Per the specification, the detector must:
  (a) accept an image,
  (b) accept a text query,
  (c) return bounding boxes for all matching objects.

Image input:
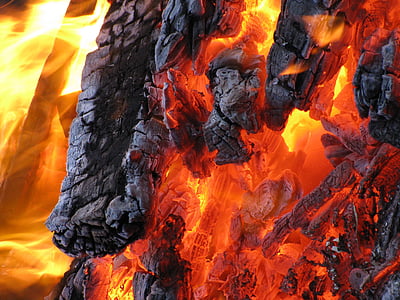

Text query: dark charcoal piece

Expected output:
[354,28,400,148]
[155,0,244,73]
[105,115,175,240]
[134,215,191,300]
[262,160,357,258]
[265,0,365,130]
[46,257,113,300]
[204,48,265,165]
[375,272,400,300]
[46,0,166,257]
[372,188,400,263]
[162,69,213,178]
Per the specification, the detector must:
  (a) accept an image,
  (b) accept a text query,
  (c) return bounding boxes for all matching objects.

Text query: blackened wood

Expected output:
[155,0,245,73]
[162,69,212,178]
[262,160,357,258]
[204,48,265,164]
[46,0,166,257]
[354,28,400,148]
[265,0,366,130]
[46,258,87,300]
[133,215,191,300]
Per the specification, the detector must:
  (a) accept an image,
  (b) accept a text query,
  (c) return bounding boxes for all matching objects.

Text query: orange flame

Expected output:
[0,0,357,299]
[280,61,310,76]
[0,0,109,298]
[303,15,345,48]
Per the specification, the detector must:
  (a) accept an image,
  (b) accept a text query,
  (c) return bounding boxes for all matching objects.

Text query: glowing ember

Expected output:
[4,0,399,299]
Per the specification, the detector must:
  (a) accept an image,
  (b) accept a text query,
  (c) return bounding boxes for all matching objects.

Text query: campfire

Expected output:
[1,0,400,299]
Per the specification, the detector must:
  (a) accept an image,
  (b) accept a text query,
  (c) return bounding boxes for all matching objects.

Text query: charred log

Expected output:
[262,160,357,258]
[354,28,400,148]
[265,0,365,130]
[46,0,166,257]
[155,0,244,73]
[133,215,191,300]
[204,48,265,164]
[162,69,212,177]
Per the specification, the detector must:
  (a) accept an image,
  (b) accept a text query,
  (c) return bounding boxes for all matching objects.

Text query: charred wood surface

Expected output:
[265,0,366,130]
[46,0,166,257]
[155,0,244,73]
[204,48,265,164]
[134,215,191,300]
[162,69,212,177]
[262,114,400,297]
[46,0,400,298]
[354,28,400,148]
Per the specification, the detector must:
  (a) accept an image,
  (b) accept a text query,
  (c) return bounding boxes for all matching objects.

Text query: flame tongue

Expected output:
[3,0,400,299]
[0,0,109,298]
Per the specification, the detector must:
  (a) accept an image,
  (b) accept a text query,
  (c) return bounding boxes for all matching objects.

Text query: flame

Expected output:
[280,61,310,76]
[61,0,110,95]
[0,0,109,298]
[303,15,345,48]
[0,1,67,180]
[282,110,323,152]
[210,0,280,56]
[334,65,349,99]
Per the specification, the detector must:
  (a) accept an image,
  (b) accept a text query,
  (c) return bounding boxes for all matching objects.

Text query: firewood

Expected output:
[354,28,400,148]
[155,0,244,73]
[46,0,167,257]
[204,48,265,164]
[265,0,366,130]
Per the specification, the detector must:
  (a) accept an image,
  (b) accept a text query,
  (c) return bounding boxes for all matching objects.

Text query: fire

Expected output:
[98,0,340,298]
[281,110,323,152]
[0,0,371,298]
[61,0,111,95]
[303,15,345,48]
[0,0,109,298]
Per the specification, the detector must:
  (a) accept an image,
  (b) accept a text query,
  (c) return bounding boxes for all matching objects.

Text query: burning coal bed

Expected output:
[44,0,400,299]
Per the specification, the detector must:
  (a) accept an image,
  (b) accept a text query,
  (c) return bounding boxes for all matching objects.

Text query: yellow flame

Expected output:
[280,61,310,76]
[303,15,345,48]
[61,0,110,95]
[0,232,71,279]
[334,65,349,99]
[0,0,109,297]
[0,1,68,175]
[282,110,323,152]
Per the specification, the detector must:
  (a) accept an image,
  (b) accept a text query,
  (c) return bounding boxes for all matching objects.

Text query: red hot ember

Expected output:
[45,0,400,299]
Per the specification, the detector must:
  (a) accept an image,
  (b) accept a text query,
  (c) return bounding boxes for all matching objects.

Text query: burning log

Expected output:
[155,0,245,72]
[204,48,265,164]
[133,215,191,300]
[354,28,400,148]
[46,0,167,257]
[162,69,212,177]
[265,0,368,130]
[44,0,400,298]
[261,112,400,297]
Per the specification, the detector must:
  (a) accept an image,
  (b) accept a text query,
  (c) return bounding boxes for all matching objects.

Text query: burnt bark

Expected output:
[133,215,191,300]
[162,69,212,178]
[46,0,166,257]
[46,0,400,298]
[354,28,400,148]
[204,48,265,164]
[155,0,244,73]
[265,0,366,130]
